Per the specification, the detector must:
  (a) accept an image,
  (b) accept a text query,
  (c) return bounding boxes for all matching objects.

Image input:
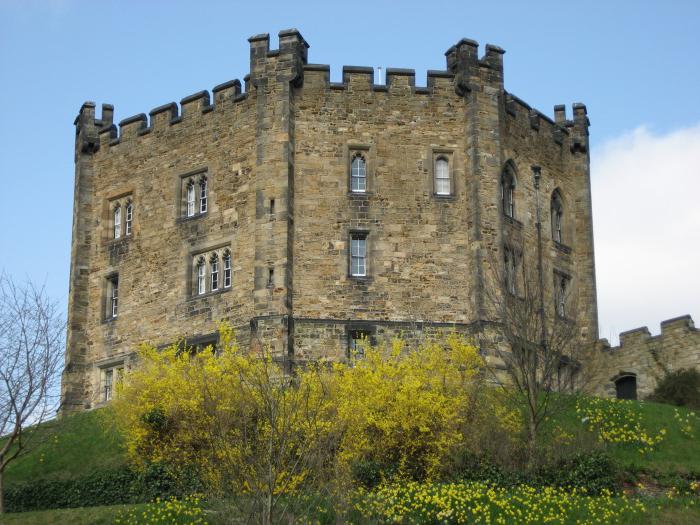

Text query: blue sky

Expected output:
[0,0,698,341]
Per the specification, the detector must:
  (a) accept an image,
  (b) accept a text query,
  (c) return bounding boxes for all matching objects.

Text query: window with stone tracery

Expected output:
[181,170,209,219]
[192,247,232,296]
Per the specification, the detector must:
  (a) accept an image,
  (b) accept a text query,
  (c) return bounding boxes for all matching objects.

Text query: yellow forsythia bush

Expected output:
[327,334,498,481]
[111,323,333,511]
[111,325,522,521]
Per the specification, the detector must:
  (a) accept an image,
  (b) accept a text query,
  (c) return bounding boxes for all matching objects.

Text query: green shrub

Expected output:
[648,368,700,408]
[5,463,202,513]
[532,452,619,494]
[457,451,618,495]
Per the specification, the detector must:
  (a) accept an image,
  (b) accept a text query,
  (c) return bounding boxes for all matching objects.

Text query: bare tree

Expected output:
[483,247,583,465]
[0,274,64,514]
[203,350,337,525]
[481,164,598,467]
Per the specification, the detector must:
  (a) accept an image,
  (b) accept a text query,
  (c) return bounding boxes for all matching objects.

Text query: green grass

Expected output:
[620,497,700,525]
[4,409,126,487]
[605,402,700,474]
[552,397,700,475]
[0,503,146,524]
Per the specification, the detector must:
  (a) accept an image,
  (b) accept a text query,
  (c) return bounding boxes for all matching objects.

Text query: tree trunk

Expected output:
[0,468,5,515]
[262,491,272,525]
[527,418,538,469]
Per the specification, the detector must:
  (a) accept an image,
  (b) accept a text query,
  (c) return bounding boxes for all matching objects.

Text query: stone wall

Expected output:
[588,315,700,399]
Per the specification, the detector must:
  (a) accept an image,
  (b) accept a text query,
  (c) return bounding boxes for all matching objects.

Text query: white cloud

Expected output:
[592,124,700,344]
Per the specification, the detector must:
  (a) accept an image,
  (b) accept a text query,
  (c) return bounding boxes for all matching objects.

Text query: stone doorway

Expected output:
[615,374,638,400]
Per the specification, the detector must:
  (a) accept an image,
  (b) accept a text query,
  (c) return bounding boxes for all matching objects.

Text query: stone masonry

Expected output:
[61,29,599,411]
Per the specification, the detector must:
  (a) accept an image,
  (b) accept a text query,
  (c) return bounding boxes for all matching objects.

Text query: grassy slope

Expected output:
[621,498,700,525]
[5,398,700,487]
[4,409,126,487]
[1,503,145,524]
[3,399,699,522]
[609,402,700,474]
[552,399,700,475]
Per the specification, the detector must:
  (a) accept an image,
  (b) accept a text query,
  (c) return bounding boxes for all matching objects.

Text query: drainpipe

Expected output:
[532,165,547,349]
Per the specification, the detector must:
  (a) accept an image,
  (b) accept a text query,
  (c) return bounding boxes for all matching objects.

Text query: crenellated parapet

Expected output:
[78,76,250,152]
[76,31,584,155]
[301,63,456,94]
[599,316,698,355]
[444,39,504,95]
[74,102,111,156]
[502,92,592,152]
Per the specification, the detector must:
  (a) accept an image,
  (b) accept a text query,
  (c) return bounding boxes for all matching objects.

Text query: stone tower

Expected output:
[61,29,597,412]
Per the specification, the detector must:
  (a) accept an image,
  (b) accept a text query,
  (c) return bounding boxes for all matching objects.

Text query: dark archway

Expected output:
[615,374,638,400]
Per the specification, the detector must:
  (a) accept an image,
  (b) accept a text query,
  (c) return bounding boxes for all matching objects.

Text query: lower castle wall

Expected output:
[587,315,700,399]
[291,318,483,362]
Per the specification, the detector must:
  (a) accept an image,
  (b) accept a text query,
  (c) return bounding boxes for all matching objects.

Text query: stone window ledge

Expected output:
[503,215,523,229]
[554,241,572,254]
[188,286,232,302]
[104,237,132,247]
[433,193,456,201]
[177,212,208,224]
[348,275,373,284]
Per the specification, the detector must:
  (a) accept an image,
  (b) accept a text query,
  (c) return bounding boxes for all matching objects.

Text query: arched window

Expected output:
[186,180,196,217]
[434,157,450,195]
[210,253,219,291]
[615,374,637,400]
[125,200,133,236]
[500,165,516,218]
[113,205,122,239]
[223,249,232,288]
[551,190,564,243]
[196,256,206,295]
[199,176,208,214]
[350,154,366,193]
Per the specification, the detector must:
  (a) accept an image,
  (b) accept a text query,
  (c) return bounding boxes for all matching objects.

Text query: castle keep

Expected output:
[62,29,599,411]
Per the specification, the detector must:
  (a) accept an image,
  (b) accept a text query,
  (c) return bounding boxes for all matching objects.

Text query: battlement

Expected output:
[660,314,696,334]
[77,74,250,150]
[75,29,587,156]
[504,92,590,152]
[444,39,505,74]
[600,314,698,353]
[301,63,455,94]
[619,326,652,346]
[248,28,309,62]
